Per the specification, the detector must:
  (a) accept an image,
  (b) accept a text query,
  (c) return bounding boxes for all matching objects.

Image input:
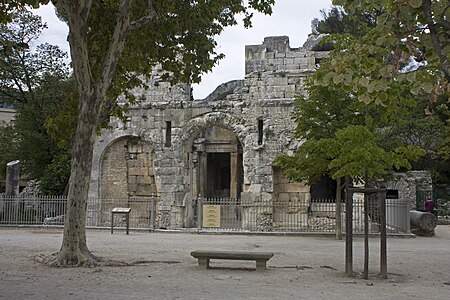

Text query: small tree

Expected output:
[0,10,71,186]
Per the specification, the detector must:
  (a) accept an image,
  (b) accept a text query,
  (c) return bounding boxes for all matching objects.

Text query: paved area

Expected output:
[0,226,449,299]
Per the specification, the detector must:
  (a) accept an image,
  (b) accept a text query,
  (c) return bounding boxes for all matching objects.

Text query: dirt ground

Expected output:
[0,226,449,300]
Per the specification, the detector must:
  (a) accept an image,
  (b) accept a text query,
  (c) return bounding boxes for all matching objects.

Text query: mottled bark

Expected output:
[53,0,135,266]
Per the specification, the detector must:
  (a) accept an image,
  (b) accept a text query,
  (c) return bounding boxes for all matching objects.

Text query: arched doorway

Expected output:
[191,126,243,199]
[100,136,156,199]
[99,136,156,226]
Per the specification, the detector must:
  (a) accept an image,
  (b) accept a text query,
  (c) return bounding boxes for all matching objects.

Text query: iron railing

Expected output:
[197,196,410,234]
[0,195,156,229]
[0,195,410,233]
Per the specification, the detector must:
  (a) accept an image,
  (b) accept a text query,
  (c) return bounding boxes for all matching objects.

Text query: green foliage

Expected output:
[0,9,72,189]
[329,126,425,183]
[312,5,378,37]
[0,123,19,180]
[44,77,78,151]
[277,0,450,186]
[0,10,69,105]
[328,0,449,104]
[40,152,71,195]
[276,124,425,186]
[329,0,450,181]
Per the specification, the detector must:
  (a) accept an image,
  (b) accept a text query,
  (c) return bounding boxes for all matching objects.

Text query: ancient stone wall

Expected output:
[89,36,329,229]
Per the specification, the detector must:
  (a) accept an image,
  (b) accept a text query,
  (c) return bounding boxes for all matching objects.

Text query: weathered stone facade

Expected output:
[88,36,328,229]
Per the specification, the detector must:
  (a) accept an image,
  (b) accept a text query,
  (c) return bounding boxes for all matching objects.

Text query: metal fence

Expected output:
[0,195,410,233]
[0,196,156,229]
[197,196,410,234]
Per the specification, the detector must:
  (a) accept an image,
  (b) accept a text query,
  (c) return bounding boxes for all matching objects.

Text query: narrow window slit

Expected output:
[258,119,263,145]
[165,121,172,147]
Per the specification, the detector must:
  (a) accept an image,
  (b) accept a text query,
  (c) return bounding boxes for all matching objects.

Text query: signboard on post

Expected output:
[202,205,221,228]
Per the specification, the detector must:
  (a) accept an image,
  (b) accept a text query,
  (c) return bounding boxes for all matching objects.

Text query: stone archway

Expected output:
[192,126,244,199]
[96,135,156,227]
[181,112,247,200]
[99,136,156,199]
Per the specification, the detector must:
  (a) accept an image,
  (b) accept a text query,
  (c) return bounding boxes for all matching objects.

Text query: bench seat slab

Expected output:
[191,250,273,271]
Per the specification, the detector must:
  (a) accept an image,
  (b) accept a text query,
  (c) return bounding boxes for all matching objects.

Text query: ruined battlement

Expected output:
[245,36,316,75]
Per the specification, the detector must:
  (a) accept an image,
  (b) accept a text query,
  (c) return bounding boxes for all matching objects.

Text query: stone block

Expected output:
[293,57,309,67]
[137,175,153,184]
[287,77,302,85]
[268,58,284,66]
[136,184,152,196]
[266,76,288,86]
[148,167,155,176]
[128,167,148,176]
[128,176,137,184]
[128,183,138,192]
[284,58,294,65]
[265,52,275,59]
[127,143,143,154]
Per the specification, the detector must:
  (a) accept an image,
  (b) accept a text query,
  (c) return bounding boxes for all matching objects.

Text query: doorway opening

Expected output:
[207,153,231,198]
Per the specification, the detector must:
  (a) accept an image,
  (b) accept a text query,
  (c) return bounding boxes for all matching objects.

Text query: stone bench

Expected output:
[191,250,274,271]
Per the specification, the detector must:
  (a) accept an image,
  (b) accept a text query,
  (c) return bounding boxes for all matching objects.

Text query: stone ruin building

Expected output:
[86,35,431,230]
[87,35,324,229]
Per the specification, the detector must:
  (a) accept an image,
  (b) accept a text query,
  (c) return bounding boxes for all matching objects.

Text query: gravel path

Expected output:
[0,226,449,299]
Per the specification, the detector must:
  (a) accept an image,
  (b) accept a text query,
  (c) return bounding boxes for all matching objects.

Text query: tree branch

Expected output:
[97,0,133,100]
[60,0,94,99]
[438,3,450,31]
[422,0,450,80]
[129,0,157,31]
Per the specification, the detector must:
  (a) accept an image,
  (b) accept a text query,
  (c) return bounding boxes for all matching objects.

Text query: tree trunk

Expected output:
[54,93,101,266]
[410,210,437,237]
[335,177,342,240]
[51,0,134,266]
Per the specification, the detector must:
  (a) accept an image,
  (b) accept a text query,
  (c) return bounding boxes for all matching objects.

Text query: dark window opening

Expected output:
[310,175,337,202]
[258,119,263,145]
[386,189,399,199]
[165,121,172,147]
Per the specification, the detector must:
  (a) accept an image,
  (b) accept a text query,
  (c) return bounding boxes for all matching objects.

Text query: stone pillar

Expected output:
[198,151,207,197]
[230,152,238,199]
[5,160,20,197]
[5,160,20,223]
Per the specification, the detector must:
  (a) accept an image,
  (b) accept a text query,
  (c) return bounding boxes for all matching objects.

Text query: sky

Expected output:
[33,0,332,99]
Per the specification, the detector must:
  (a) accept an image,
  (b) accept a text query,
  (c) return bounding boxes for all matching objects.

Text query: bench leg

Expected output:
[111,213,114,234]
[256,259,267,271]
[198,258,210,269]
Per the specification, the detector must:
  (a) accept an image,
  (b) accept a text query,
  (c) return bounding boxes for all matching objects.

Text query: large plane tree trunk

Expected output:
[55,94,101,266]
[51,0,133,266]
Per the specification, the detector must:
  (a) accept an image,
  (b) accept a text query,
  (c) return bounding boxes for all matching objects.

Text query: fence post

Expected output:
[379,192,387,279]
[150,193,156,231]
[405,197,411,234]
[345,188,353,276]
[197,195,203,231]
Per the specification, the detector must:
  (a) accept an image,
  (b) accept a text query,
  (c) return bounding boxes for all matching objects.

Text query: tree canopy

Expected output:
[327,0,449,106]
[276,0,450,186]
